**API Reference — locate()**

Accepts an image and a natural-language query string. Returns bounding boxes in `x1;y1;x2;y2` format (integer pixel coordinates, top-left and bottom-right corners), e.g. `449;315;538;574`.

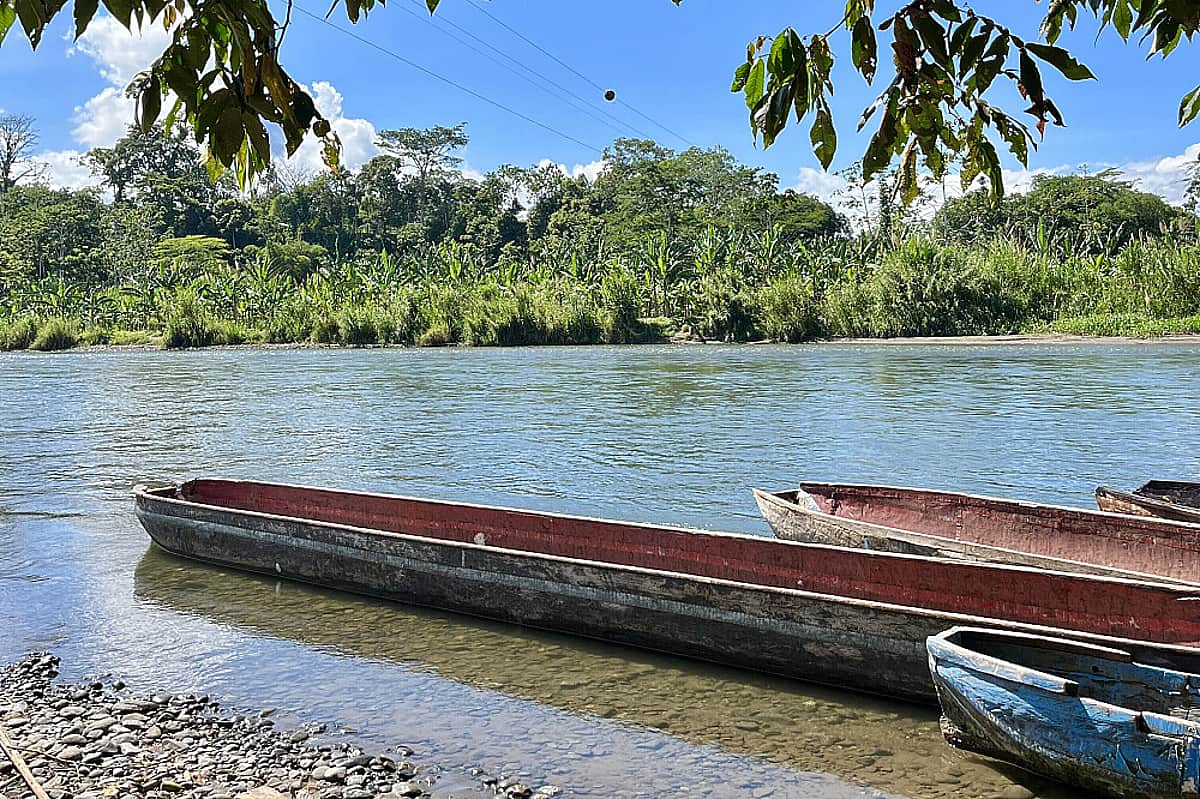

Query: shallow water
3;342;1199;798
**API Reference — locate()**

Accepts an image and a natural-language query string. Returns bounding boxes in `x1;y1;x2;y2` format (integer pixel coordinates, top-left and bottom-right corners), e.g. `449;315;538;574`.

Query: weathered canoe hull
754;484;1200;585
928;628;1200;799
1097;482;1200;525
135;481;1200;704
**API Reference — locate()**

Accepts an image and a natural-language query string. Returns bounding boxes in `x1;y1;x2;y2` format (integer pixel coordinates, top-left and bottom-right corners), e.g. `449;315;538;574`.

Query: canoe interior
942;629;1200;721
158;480;1200;647
791;482;1200;583
1138;481;1200;509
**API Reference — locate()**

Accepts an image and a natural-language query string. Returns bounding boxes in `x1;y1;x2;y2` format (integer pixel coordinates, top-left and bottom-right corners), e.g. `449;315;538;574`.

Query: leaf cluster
733;1;1199;202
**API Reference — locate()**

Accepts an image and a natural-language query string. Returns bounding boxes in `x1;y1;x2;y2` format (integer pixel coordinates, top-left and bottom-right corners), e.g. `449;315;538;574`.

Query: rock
59;705;86;719
391;783;424;797
998;788;1035;799
324;766;347;783
236;789;289;799
58;746;83;761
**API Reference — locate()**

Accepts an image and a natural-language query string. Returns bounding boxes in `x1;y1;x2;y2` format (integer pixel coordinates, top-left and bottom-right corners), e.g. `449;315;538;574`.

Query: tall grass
2;227;1199;348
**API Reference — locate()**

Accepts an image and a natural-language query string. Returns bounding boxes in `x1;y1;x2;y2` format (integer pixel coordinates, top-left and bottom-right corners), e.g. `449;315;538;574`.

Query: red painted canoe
136;479;1200;704
754;483;1200;585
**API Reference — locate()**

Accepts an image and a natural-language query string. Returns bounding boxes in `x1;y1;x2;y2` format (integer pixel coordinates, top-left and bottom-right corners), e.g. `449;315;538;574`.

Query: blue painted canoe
927;627;1200;799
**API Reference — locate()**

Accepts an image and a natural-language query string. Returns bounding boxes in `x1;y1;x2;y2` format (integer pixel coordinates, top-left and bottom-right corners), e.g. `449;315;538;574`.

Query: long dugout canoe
1097;481;1200;525
754;483;1200;585
136;479;1200;704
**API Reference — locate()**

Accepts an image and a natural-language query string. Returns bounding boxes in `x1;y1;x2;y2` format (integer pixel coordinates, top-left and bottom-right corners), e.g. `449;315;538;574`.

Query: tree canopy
0;1;1197;194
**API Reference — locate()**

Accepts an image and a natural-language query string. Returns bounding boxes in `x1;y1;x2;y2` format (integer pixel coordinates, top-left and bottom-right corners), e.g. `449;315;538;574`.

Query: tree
733;1;1200;202
934;171;1183;250
6;0;1195;196
375;124;468;224
0;114;45;192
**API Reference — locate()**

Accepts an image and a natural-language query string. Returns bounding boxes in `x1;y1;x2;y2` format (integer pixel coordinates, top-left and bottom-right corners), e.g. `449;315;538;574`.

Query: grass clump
0;317;38;350
30;318;80;351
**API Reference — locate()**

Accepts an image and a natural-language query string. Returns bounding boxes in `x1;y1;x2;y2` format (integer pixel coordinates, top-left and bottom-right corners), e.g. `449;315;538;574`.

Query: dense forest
1;118;1199;351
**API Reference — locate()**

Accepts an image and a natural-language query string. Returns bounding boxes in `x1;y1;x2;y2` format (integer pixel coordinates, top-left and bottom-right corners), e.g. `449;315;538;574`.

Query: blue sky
3;0;1200;203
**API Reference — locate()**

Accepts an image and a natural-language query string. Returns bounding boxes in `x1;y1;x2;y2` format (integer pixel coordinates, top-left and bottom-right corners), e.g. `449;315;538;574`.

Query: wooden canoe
1097;481;1200;525
754;483;1200;585
135;479;1200;704
928;627;1200;799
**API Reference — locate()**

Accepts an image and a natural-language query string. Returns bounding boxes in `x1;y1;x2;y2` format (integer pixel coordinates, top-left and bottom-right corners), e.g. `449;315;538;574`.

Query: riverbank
0;654;553;799
3;321;1200;354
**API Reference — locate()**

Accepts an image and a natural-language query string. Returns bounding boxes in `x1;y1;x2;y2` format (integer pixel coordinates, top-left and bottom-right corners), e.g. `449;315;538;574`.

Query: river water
2;342;1199;799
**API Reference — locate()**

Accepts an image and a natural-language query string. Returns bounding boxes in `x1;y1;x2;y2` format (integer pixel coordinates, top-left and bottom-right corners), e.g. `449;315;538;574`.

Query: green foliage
757;276;822;342
935;173;1183;252
0;316;36;350
738;1;1199;202
29;317;79;351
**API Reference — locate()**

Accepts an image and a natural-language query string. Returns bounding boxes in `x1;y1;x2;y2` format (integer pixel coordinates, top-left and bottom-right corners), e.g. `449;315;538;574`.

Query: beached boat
754;483;1200;585
136;479;1200;704
1097;481;1200;525
928;626;1200;799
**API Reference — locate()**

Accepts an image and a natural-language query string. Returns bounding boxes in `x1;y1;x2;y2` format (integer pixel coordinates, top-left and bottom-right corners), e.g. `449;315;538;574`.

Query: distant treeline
2;123;1199;350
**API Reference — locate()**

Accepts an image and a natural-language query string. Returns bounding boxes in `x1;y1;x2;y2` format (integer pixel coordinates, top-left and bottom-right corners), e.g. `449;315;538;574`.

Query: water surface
3;342;1199;798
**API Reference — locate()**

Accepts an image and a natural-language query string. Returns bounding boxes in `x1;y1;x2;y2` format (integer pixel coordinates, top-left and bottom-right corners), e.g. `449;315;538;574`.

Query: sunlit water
2;342;1199;798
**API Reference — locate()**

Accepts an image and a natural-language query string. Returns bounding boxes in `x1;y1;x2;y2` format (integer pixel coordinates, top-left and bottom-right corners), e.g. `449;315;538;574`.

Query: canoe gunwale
142;483;1200;598
753;485;1200;587
1097;485;1200;524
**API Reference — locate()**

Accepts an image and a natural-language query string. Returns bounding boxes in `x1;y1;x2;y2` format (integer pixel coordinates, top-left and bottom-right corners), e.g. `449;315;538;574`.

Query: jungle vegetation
1;120;1199;351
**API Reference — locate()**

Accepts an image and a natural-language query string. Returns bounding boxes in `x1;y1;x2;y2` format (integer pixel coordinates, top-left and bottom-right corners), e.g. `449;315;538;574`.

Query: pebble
0;653;539;799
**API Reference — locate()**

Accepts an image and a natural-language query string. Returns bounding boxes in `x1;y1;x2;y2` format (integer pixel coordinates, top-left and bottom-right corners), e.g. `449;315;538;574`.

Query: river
3;342;1199;798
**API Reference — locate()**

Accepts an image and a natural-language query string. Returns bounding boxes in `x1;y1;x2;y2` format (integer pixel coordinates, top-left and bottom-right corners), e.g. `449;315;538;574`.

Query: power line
395;0;652;141
460;0;697;148
294;4;604;155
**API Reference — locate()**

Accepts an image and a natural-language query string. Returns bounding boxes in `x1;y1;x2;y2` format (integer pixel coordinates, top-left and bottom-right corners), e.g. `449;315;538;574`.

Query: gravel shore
0;654;557;799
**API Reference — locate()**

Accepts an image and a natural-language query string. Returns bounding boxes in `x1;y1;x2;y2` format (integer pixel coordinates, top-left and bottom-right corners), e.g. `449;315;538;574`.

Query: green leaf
1018;49;1044;103
425;0;439;12
851;15;877;82
744;59;765;112
72;0;97;39
730;61;751;93
1025;43;1095;81
767;28;802;78
0;3;16;45
138;73;161;131
99;0;132;27
958;30;989;78
1180;84;1200;127
810;104;836;169
1113;0;1133;39
912;13;949;65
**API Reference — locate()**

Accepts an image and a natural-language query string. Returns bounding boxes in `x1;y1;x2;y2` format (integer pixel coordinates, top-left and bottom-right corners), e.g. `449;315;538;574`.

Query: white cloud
71;87;134;149
72;14;170;87
792;145;1200;229
538;157;607;182
68;14;172;149
32;150;99;190
1117;143;1200;204
283;81;379;175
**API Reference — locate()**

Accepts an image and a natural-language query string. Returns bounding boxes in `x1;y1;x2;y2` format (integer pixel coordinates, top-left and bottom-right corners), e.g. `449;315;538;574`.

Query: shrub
758;276;822;342
0;317;38;350
337;306;380;346
30;318;80;351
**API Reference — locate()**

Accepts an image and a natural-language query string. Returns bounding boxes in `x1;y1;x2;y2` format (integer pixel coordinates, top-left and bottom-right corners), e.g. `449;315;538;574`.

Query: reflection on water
3;343;1200;798
133;547;1076;799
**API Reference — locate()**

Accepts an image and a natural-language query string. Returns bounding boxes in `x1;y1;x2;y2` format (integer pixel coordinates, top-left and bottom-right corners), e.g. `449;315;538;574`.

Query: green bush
30;318;80;351
0;317;39;350
758;276;822;342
